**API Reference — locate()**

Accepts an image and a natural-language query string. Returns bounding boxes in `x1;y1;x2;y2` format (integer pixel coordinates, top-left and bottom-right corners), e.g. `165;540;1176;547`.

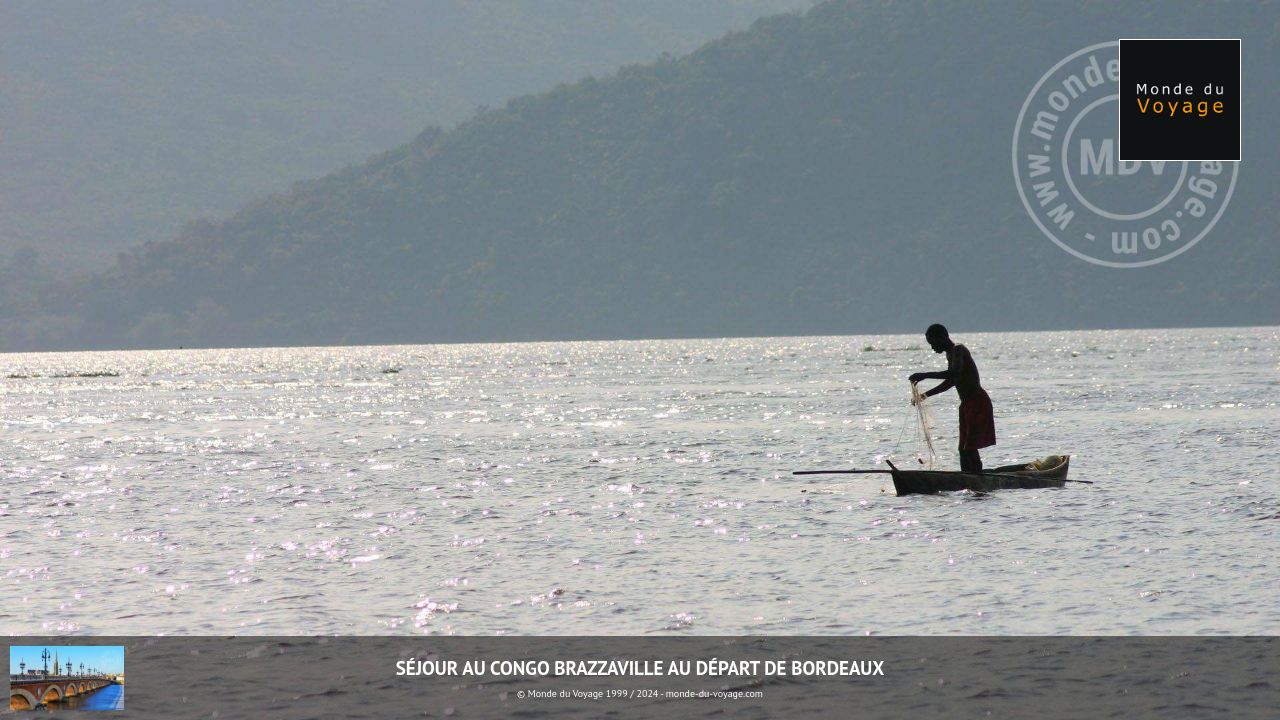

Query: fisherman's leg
959;449;982;473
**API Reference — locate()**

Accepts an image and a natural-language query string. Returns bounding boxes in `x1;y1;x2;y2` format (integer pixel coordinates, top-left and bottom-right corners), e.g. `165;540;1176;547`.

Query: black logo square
1119;39;1240;161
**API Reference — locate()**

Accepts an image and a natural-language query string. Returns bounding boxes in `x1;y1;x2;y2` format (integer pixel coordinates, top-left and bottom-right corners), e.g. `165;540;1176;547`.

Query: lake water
2;327;1277;635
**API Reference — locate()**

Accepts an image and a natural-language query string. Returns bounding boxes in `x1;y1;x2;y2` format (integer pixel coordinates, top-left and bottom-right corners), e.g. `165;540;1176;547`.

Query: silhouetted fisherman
908;324;996;472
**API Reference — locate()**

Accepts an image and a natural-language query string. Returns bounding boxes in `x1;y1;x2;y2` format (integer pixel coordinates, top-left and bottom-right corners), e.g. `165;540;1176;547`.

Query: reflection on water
1;327;1277;635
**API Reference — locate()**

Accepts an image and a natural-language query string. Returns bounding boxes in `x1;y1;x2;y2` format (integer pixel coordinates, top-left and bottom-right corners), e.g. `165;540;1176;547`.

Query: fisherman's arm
922;379;954;398
909;370;952;382
908;349;964;397
908;372;953;399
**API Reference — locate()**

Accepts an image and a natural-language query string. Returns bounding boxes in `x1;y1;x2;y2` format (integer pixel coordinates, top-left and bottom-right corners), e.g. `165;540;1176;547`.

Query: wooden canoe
889;455;1070;496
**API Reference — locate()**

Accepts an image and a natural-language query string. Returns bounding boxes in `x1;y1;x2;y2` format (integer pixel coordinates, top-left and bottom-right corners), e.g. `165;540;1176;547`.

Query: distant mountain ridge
5;0;1277;350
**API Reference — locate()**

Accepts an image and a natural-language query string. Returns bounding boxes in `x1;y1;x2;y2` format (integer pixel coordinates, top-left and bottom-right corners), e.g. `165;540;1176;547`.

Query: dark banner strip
5;637;1277;718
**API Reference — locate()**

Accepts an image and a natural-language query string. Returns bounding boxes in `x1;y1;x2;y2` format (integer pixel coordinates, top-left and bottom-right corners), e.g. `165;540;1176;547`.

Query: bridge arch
65;682;79;697
40;684;64;704
10;688;39;711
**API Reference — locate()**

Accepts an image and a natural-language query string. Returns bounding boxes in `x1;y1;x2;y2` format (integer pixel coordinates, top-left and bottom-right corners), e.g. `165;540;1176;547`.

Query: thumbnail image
9;646;124;712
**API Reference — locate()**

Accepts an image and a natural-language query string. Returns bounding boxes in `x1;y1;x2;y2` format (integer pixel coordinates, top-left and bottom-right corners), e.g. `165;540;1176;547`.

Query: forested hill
7;0;1278;350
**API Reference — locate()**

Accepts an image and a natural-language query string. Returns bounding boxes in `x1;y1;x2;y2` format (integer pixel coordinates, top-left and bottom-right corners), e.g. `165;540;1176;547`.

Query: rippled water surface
2;328;1277;635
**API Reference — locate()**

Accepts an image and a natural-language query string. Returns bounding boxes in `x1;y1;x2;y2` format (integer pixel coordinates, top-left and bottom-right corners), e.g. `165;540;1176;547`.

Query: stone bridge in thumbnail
9;675;119;711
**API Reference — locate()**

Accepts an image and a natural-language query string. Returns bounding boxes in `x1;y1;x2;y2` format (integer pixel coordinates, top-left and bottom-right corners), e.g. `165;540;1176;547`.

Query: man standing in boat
908;324;996;473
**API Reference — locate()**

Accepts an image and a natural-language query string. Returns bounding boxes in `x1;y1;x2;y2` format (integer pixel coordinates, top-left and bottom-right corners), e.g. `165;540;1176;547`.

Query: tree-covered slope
7;0;1278;350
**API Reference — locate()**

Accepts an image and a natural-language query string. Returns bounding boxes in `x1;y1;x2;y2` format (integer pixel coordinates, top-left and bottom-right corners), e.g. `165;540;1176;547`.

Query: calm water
1;328;1277;635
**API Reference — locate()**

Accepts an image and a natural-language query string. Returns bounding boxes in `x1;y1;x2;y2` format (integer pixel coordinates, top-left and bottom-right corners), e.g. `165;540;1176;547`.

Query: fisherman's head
925;323;950;353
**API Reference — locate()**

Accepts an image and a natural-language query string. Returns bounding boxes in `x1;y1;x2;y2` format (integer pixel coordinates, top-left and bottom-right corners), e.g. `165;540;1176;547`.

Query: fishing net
910;382;937;470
